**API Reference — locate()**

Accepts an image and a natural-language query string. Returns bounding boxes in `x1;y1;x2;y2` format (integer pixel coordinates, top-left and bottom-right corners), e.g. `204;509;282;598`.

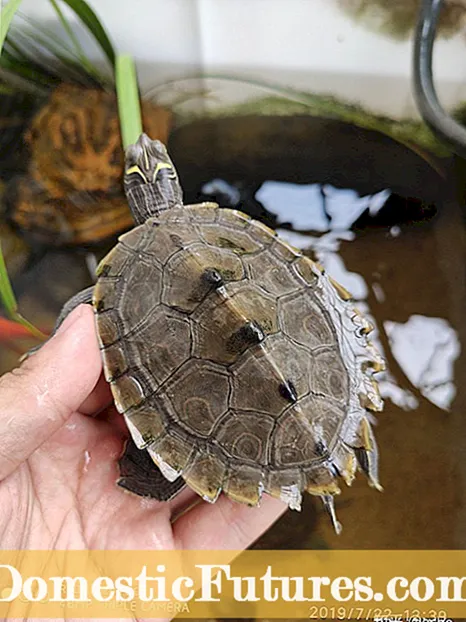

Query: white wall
15;0;466;118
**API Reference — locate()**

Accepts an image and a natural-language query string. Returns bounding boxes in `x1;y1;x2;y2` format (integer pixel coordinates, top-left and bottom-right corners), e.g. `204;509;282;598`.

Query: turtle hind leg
118;437;186;501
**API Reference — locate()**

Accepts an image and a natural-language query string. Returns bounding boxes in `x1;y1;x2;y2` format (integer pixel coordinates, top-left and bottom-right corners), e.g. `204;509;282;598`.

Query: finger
95;406;200;516
168;487;200;519
80;373;113;416
93;404;128;435
0;304;101;480
173;493;287;550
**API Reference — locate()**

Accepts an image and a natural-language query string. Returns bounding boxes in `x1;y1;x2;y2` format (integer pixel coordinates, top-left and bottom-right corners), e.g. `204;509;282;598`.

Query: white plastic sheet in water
256;181;390;231
384;316;460;411
256;182;329;231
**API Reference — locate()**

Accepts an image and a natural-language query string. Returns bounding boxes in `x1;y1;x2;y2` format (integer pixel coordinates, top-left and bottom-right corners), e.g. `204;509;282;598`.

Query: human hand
0;305;286;550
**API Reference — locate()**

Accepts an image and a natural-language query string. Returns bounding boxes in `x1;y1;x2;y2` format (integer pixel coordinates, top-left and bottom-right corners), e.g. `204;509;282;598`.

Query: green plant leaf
0;49;60;87
6;25;108;88
0;243;47;341
12;313;48;340
48;0;106;80
0;241;17;317
116;54;142;149
0;1;74;341
58;0;116;67
0;0;23;55
0;0;115;93
0;83;14;94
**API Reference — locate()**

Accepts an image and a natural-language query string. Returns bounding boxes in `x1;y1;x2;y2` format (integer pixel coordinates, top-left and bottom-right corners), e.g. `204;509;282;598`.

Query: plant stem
116;54;142;149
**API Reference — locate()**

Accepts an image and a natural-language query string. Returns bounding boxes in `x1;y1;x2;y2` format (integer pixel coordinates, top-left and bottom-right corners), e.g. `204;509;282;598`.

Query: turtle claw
353;446;383;491
352;417;382;491
320;494;342;535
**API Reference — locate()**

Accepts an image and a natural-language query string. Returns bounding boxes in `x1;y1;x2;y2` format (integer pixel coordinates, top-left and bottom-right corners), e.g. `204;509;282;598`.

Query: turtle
7;178;137;247
6;85;172;246
25;84;172;198
54;134;385;533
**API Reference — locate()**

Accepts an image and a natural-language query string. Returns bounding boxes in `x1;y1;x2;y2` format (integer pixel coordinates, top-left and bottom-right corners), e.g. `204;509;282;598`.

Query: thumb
0;304;101;481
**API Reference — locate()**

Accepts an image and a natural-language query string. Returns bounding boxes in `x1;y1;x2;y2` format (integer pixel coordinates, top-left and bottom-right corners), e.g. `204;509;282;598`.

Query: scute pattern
216;412;274;464
163;359;230;436
124;307;192;386
94;203;384;517
162;244;244;312
273;414;320;467
279;292;336;350
310;347;349;403
230;349;290;417
245;251;299;297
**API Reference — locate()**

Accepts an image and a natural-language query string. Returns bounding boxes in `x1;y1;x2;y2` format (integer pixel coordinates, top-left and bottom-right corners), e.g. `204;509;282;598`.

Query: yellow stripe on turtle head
125;165;148;182
125;162;175;184
152;161;175;182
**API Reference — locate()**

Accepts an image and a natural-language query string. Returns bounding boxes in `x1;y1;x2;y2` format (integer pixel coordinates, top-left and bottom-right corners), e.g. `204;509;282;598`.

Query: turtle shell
7;85;172;246
7;177;135;246
93;203;384;510
25;84;172;198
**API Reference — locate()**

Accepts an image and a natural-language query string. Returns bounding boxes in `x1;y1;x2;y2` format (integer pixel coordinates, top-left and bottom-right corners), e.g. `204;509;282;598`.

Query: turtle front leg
51;286;95;336
24;286;95;358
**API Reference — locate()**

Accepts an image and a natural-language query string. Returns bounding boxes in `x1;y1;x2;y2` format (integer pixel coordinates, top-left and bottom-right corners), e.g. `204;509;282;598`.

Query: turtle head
124;134;183;224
